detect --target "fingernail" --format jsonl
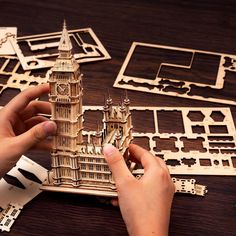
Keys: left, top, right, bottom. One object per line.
{"left": 43, "top": 121, "right": 57, "bottom": 135}
{"left": 103, "top": 144, "right": 116, "bottom": 156}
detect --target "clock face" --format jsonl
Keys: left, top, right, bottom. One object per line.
{"left": 57, "top": 84, "right": 69, "bottom": 95}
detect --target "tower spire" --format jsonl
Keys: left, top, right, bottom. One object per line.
{"left": 58, "top": 20, "right": 72, "bottom": 52}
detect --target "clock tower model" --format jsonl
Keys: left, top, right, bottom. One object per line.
{"left": 48, "top": 21, "right": 83, "bottom": 186}
{"left": 42, "top": 22, "right": 133, "bottom": 196}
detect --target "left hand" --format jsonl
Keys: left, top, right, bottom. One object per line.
{"left": 0, "top": 84, "right": 57, "bottom": 178}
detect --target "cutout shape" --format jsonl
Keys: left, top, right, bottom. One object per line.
{"left": 187, "top": 111, "right": 205, "bottom": 122}
{"left": 18, "top": 168, "right": 42, "bottom": 184}
{"left": 3, "top": 174, "right": 25, "bottom": 189}
{"left": 157, "top": 110, "right": 185, "bottom": 133}
{"left": 210, "top": 111, "right": 225, "bottom": 122}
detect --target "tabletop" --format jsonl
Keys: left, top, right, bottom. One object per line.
{"left": 0, "top": 0, "right": 236, "bottom": 235}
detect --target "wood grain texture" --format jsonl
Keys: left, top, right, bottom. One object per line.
{"left": 1, "top": 0, "right": 236, "bottom": 235}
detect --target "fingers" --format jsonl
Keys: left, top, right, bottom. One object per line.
{"left": 5, "top": 84, "right": 49, "bottom": 114}
{"left": 25, "top": 116, "right": 50, "bottom": 130}
{"left": 20, "top": 101, "right": 51, "bottom": 121}
{"left": 14, "top": 120, "right": 56, "bottom": 154}
{"left": 33, "top": 139, "right": 53, "bottom": 150}
{"left": 129, "top": 144, "right": 162, "bottom": 171}
{"left": 103, "top": 144, "right": 134, "bottom": 186}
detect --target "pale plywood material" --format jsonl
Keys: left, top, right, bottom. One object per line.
{"left": 83, "top": 106, "right": 236, "bottom": 176}
{"left": 0, "top": 56, "right": 48, "bottom": 93}
{"left": 113, "top": 42, "right": 236, "bottom": 105}
{"left": 42, "top": 23, "right": 133, "bottom": 197}
{"left": 0, "top": 203, "right": 22, "bottom": 232}
{"left": 11, "top": 27, "right": 111, "bottom": 70}
{"left": 133, "top": 170, "right": 207, "bottom": 196}
{"left": 0, "top": 26, "right": 111, "bottom": 94}
{"left": 0, "top": 27, "right": 17, "bottom": 55}
{"left": 172, "top": 178, "right": 208, "bottom": 196}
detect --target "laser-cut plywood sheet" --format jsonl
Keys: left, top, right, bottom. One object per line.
{"left": 113, "top": 42, "right": 236, "bottom": 105}
{"left": 0, "top": 56, "right": 48, "bottom": 93}
{"left": 13, "top": 28, "right": 111, "bottom": 70}
{"left": 0, "top": 27, "right": 111, "bottom": 94}
{"left": 83, "top": 106, "right": 236, "bottom": 175}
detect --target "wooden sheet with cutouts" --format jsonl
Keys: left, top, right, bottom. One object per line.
{"left": 0, "top": 55, "right": 48, "bottom": 93}
{"left": 83, "top": 106, "right": 236, "bottom": 175}
{"left": 113, "top": 42, "right": 236, "bottom": 105}
{"left": 14, "top": 28, "right": 111, "bottom": 70}
{"left": 0, "top": 27, "right": 111, "bottom": 94}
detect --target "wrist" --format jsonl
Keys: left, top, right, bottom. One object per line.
{"left": 126, "top": 218, "right": 169, "bottom": 236}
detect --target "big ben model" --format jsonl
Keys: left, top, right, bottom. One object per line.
{"left": 42, "top": 22, "right": 133, "bottom": 196}
{"left": 48, "top": 21, "right": 83, "bottom": 187}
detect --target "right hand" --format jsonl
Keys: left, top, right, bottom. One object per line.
{"left": 103, "top": 143, "right": 175, "bottom": 236}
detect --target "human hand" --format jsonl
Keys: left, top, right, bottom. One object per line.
{"left": 0, "top": 84, "right": 56, "bottom": 178}
{"left": 103, "top": 144, "right": 175, "bottom": 236}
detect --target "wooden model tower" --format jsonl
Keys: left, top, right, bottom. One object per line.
{"left": 42, "top": 22, "right": 133, "bottom": 196}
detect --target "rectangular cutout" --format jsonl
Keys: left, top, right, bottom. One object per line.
{"left": 132, "top": 137, "right": 150, "bottom": 151}
{"left": 222, "top": 160, "right": 230, "bottom": 166}
{"left": 209, "top": 142, "right": 235, "bottom": 148}
{"left": 200, "top": 159, "right": 212, "bottom": 166}
{"left": 157, "top": 111, "right": 185, "bottom": 133}
{"left": 221, "top": 149, "right": 236, "bottom": 154}
{"left": 231, "top": 157, "right": 236, "bottom": 168}
{"left": 209, "top": 125, "right": 228, "bottom": 134}
{"left": 192, "top": 125, "right": 205, "bottom": 134}
{"left": 3, "top": 59, "right": 18, "bottom": 73}
{"left": 208, "top": 136, "right": 233, "bottom": 141}
{"left": 131, "top": 110, "right": 155, "bottom": 133}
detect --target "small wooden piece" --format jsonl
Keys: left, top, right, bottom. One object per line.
{"left": 133, "top": 170, "right": 208, "bottom": 196}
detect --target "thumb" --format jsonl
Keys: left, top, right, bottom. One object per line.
{"left": 15, "top": 121, "right": 57, "bottom": 153}
{"left": 103, "top": 144, "right": 133, "bottom": 186}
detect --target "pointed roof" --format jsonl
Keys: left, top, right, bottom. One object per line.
{"left": 58, "top": 20, "right": 72, "bottom": 51}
